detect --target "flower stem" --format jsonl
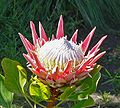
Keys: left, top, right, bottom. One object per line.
{"left": 47, "top": 88, "right": 60, "bottom": 108}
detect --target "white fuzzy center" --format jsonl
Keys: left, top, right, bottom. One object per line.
{"left": 36, "top": 37, "right": 84, "bottom": 71}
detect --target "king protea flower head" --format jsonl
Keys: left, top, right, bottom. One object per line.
{"left": 19, "top": 15, "right": 107, "bottom": 88}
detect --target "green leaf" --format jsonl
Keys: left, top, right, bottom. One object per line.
{"left": 17, "top": 65, "right": 27, "bottom": 92}
{"left": 1, "top": 58, "right": 27, "bottom": 94}
{"left": 81, "top": 69, "right": 101, "bottom": 96}
{"left": 72, "top": 96, "right": 94, "bottom": 108}
{"left": 60, "top": 86, "right": 76, "bottom": 101}
{"left": 69, "top": 65, "right": 102, "bottom": 100}
{"left": 29, "top": 77, "right": 50, "bottom": 102}
{"left": 0, "top": 74, "right": 14, "bottom": 108}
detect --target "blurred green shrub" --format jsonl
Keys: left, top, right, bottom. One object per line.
{"left": 71, "top": 0, "right": 120, "bottom": 33}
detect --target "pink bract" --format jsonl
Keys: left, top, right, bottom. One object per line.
{"left": 19, "top": 15, "right": 107, "bottom": 88}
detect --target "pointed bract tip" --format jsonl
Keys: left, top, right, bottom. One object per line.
{"left": 30, "top": 21, "right": 33, "bottom": 24}
{"left": 89, "top": 35, "right": 107, "bottom": 55}
{"left": 102, "top": 51, "right": 106, "bottom": 54}
{"left": 74, "top": 29, "right": 78, "bottom": 33}
{"left": 81, "top": 27, "right": 96, "bottom": 55}
{"left": 56, "top": 15, "right": 64, "bottom": 39}
{"left": 39, "top": 21, "right": 42, "bottom": 29}
{"left": 94, "top": 26, "right": 96, "bottom": 29}
{"left": 38, "top": 21, "right": 48, "bottom": 41}
{"left": 30, "top": 21, "right": 39, "bottom": 45}
{"left": 18, "top": 33, "right": 24, "bottom": 38}
{"left": 90, "top": 26, "right": 96, "bottom": 34}
{"left": 30, "top": 21, "right": 34, "bottom": 27}
{"left": 59, "top": 15, "right": 63, "bottom": 24}
{"left": 39, "top": 21, "right": 43, "bottom": 30}
{"left": 30, "top": 21, "right": 36, "bottom": 28}
{"left": 39, "top": 21, "right": 42, "bottom": 27}
{"left": 92, "top": 26, "right": 96, "bottom": 31}
{"left": 52, "top": 34, "right": 55, "bottom": 40}
{"left": 103, "top": 35, "right": 107, "bottom": 39}
{"left": 101, "top": 35, "right": 107, "bottom": 42}
{"left": 23, "top": 53, "right": 36, "bottom": 69}
{"left": 90, "top": 51, "right": 106, "bottom": 65}
{"left": 71, "top": 29, "right": 78, "bottom": 43}
{"left": 23, "top": 53, "right": 26, "bottom": 57}
{"left": 60, "top": 15, "right": 63, "bottom": 18}
{"left": 18, "top": 32, "right": 21, "bottom": 35}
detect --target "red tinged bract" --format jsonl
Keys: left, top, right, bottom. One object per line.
{"left": 19, "top": 15, "right": 107, "bottom": 88}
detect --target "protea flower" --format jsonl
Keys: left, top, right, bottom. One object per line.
{"left": 19, "top": 15, "right": 107, "bottom": 88}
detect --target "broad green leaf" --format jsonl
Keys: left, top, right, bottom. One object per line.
{"left": 81, "top": 72, "right": 101, "bottom": 96}
{"left": 1, "top": 58, "right": 27, "bottom": 94}
{"left": 60, "top": 86, "right": 76, "bottom": 100}
{"left": 69, "top": 65, "right": 102, "bottom": 100}
{"left": 29, "top": 78, "right": 50, "bottom": 102}
{"left": 0, "top": 74, "right": 14, "bottom": 108}
{"left": 72, "top": 96, "right": 94, "bottom": 108}
{"left": 80, "top": 65, "right": 101, "bottom": 95}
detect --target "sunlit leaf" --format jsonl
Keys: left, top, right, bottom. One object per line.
{"left": 29, "top": 77, "right": 50, "bottom": 102}
{"left": 17, "top": 65, "right": 27, "bottom": 92}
